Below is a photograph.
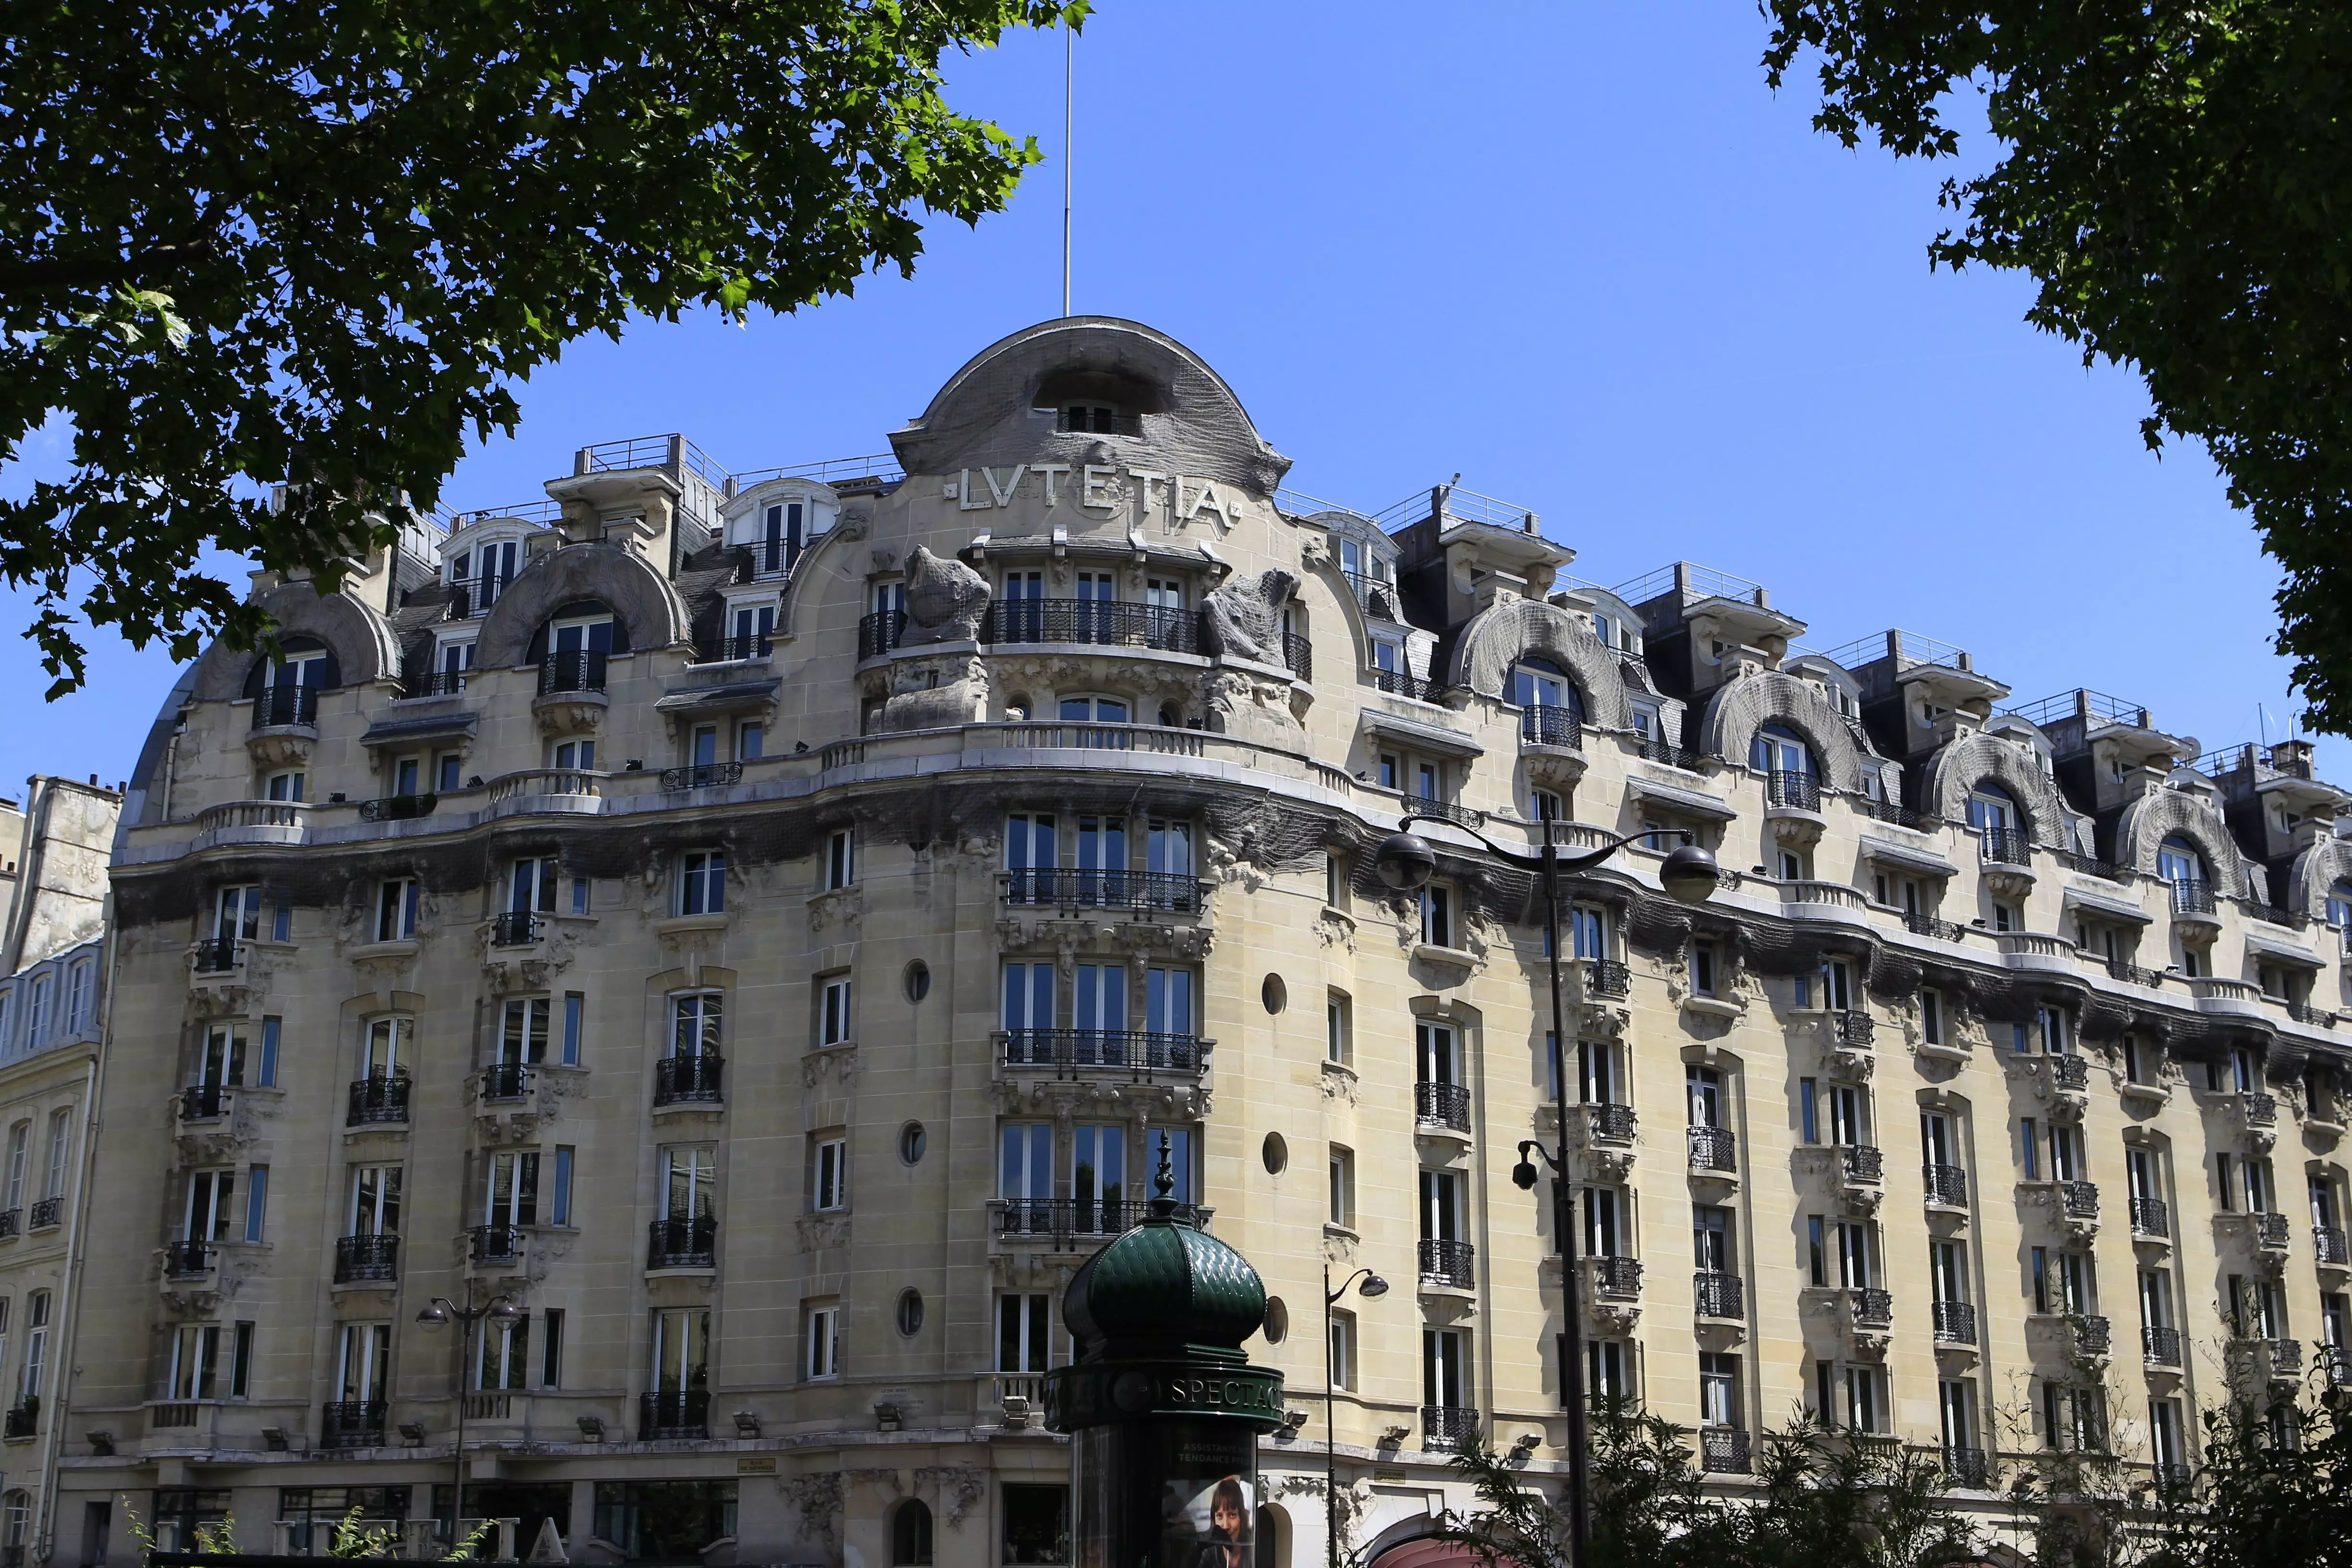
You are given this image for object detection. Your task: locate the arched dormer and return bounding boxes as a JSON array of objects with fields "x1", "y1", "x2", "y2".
[
  {"x1": 1446, "y1": 597, "x2": 1630, "y2": 728},
  {"x1": 1923, "y1": 730, "x2": 2071, "y2": 842},
  {"x1": 2115, "y1": 786, "x2": 2250, "y2": 892},
  {"x1": 473, "y1": 541, "x2": 687, "y2": 668},
  {"x1": 189, "y1": 580, "x2": 399, "y2": 702},
  {"x1": 722, "y1": 479, "x2": 841, "y2": 580},
  {"x1": 1699, "y1": 671, "x2": 1873, "y2": 793},
  {"x1": 2286, "y1": 838, "x2": 2352, "y2": 924},
  {"x1": 1783, "y1": 653, "x2": 1862, "y2": 721}
]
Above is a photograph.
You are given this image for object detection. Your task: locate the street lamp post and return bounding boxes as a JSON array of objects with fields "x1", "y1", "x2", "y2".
[
  {"x1": 1323, "y1": 1265, "x2": 1389, "y2": 1568},
  {"x1": 416, "y1": 1284, "x2": 521, "y2": 1550},
  {"x1": 1374, "y1": 816, "x2": 1718, "y2": 1568}
]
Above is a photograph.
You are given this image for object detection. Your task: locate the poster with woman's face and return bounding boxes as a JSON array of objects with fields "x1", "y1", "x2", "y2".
[{"x1": 1162, "y1": 1474, "x2": 1252, "y2": 1568}]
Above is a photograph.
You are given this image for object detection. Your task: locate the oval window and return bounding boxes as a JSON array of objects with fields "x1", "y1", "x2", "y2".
[
  {"x1": 1262, "y1": 1297, "x2": 1288, "y2": 1344},
  {"x1": 1262, "y1": 1132, "x2": 1288, "y2": 1175},
  {"x1": 904, "y1": 960, "x2": 931, "y2": 1003},
  {"x1": 1262, "y1": 974, "x2": 1287, "y2": 1014},
  {"x1": 899, "y1": 1122, "x2": 927, "y2": 1164},
  {"x1": 896, "y1": 1289, "x2": 925, "y2": 1336}
]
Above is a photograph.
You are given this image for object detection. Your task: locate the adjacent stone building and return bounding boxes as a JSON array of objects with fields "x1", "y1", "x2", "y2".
[{"x1": 53, "y1": 318, "x2": 2352, "y2": 1568}]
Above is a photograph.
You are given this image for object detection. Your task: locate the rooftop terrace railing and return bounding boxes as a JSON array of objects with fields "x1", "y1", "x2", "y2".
[
  {"x1": 2001, "y1": 688, "x2": 2151, "y2": 730},
  {"x1": 1372, "y1": 483, "x2": 1540, "y2": 535},
  {"x1": 1811, "y1": 629, "x2": 1975, "y2": 674},
  {"x1": 1610, "y1": 560, "x2": 1770, "y2": 608}
]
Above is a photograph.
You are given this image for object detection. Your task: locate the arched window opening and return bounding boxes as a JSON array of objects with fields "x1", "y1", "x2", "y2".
[
  {"x1": 2157, "y1": 836, "x2": 2206, "y2": 888},
  {"x1": 1510, "y1": 656, "x2": 1582, "y2": 746},
  {"x1": 2328, "y1": 879, "x2": 2352, "y2": 931},
  {"x1": 1752, "y1": 723, "x2": 1816, "y2": 808},
  {"x1": 892, "y1": 1501, "x2": 934, "y2": 1568},
  {"x1": 1967, "y1": 783, "x2": 2018, "y2": 833}
]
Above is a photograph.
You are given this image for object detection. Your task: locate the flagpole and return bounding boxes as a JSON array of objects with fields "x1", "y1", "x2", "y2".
[{"x1": 1062, "y1": 20, "x2": 1073, "y2": 318}]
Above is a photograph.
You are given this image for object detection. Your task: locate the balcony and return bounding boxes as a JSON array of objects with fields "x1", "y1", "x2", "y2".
[
  {"x1": 347, "y1": 1074, "x2": 411, "y2": 1127},
  {"x1": 1400, "y1": 795, "x2": 1484, "y2": 831},
  {"x1": 4, "y1": 1405, "x2": 36, "y2": 1440},
  {"x1": 648, "y1": 1214, "x2": 717, "y2": 1270},
  {"x1": 319, "y1": 1400, "x2": 387, "y2": 1449},
  {"x1": 334, "y1": 1235, "x2": 400, "y2": 1284},
  {"x1": 639, "y1": 1390, "x2": 710, "y2": 1441},
  {"x1": 1932, "y1": 1301, "x2": 1977, "y2": 1345},
  {"x1": 28, "y1": 1198, "x2": 59, "y2": 1231},
  {"x1": 191, "y1": 936, "x2": 242, "y2": 974},
  {"x1": 251, "y1": 684, "x2": 319, "y2": 730},
  {"x1": 1923, "y1": 1163, "x2": 1968, "y2": 1208},
  {"x1": 1687, "y1": 1125, "x2": 1737, "y2": 1173},
  {"x1": 1282, "y1": 632, "x2": 1313, "y2": 679},
  {"x1": 660, "y1": 762, "x2": 742, "y2": 791},
  {"x1": 1840, "y1": 1145, "x2": 1885, "y2": 1183},
  {"x1": 2049, "y1": 1054, "x2": 2091, "y2": 1091},
  {"x1": 2130, "y1": 1197, "x2": 2170, "y2": 1239},
  {"x1": 1369, "y1": 667, "x2": 1443, "y2": 704},
  {"x1": 1834, "y1": 1010, "x2": 1875, "y2": 1049},
  {"x1": 2286, "y1": 1000, "x2": 2338, "y2": 1029},
  {"x1": 982, "y1": 599, "x2": 1200, "y2": 654},
  {"x1": 178, "y1": 1084, "x2": 230, "y2": 1121},
  {"x1": 2328, "y1": 1347, "x2": 2352, "y2": 1388},
  {"x1": 1586, "y1": 1103, "x2": 1637, "y2": 1144},
  {"x1": 1867, "y1": 799, "x2": 1933, "y2": 831},
  {"x1": 403, "y1": 667, "x2": 470, "y2": 698},
  {"x1": 1583, "y1": 958, "x2": 1630, "y2": 998},
  {"x1": 2074, "y1": 1316, "x2": 2113, "y2": 1358},
  {"x1": 0, "y1": 1211, "x2": 18, "y2": 1240},
  {"x1": 1905, "y1": 911, "x2": 1969, "y2": 943},
  {"x1": 2106, "y1": 958, "x2": 2168, "y2": 988},
  {"x1": 1639, "y1": 737, "x2": 1702, "y2": 771},
  {"x1": 468, "y1": 1225, "x2": 526, "y2": 1265},
  {"x1": 1418, "y1": 1237, "x2": 1475, "y2": 1289},
  {"x1": 1850, "y1": 1286, "x2": 1893, "y2": 1328},
  {"x1": 489, "y1": 911, "x2": 539, "y2": 947},
  {"x1": 994, "y1": 1198, "x2": 1212, "y2": 1247},
  {"x1": 479, "y1": 1062, "x2": 532, "y2": 1101},
  {"x1": 1420, "y1": 1406, "x2": 1481, "y2": 1451},
  {"x1": 2169, "y1": 879, "x2": 2217, "y2": 917},
  {"x1": 2059, "y1": 1180, "x2": 2100, "y2": 1220},
  {"x1": 654, "y1": 1053, "x2": 725, "y2": 1107},
  {"x1": 162, "y1": 1239, "x2": 213, "y2": 1277},
  {"x1": 2234, "y1": 1337, "x2": 2302, "y2": 1383},
  {"x1": 1766, "y1": 771, "x2": 1820, "y2": 811},
  {"x1": 1520, "y1": 707, "x2": 1581, "y2": 749},
  {"x1": 1936, "y1": 1447, "x2": 1989, "y2": 1489},
  {"x1": 2242, "y1": 1090, "x2": 2278, "y2": 1128},
  {"x1": 1700, "y1": 1427, "x2": 1752, "y2": 1474},
  {"x1": 1415, "y1": 1081, "x2": 1472, "y2": 1133},
  {"x1": 692, "y1": 633, "x2": 773, "y2": 664},
  {"x1": 1586, "y1": 1255, "x2": 1643, "y2": 1299},
  {"x1": 1000, "y1": 1029, "x2": 1208, "y2": 1078},
  {"x1": 1694, "y1": 1270, "x2": 1744, "y2": 1319},
  {"x1": 2143, "y1": 1325, "x2": 2182, "y2": 1367},
  {"x1": 1979, "y1": 827, "x2": 2031, "y2": 866},
  {"x1": 538, "y1": 649, "x2": 607, "y2": 695},
  {"x1": 2254, "y1": 1211, "x2": 2291, "y2": 1252},
  {"x1": 858, "y1": 610, "x2": 907, "y2": 659},
  {"x1": 2316, "y1": 1225, "x2": 2350, "y2": 1266},
  {"x1": 1000, "y1": 868, "x2": 1209, "y2": 917},
  {"x1": 357, "y1": 792, "x2": 437, "y2": 823}
]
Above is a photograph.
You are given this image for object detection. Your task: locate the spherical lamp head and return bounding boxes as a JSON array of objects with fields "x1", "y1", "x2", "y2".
[
  {"x1": 414, "y1": 1300, "x2": 452, "y2": 1331},
  {"x1": 1374, "y1": 832, "x2": 1436, "y2": 893},
  {"x1": 486, "y1": 1299, "x2": 523, "y2": 1326},
  {"x1": 1357, "y1": 1273, "x2": 1390, "y2": 1299},
  {"x1": 1660, "y1": 842, "x2": 1722, "y2": 905},
  {"x1": 1511, "y1": 1157, "x2": 1540, "y2": 1191}
]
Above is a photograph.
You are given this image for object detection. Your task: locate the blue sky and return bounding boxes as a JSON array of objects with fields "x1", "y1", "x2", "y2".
[{"x1": 0, "y1": 2, "x2": 2318, "y2": 791}]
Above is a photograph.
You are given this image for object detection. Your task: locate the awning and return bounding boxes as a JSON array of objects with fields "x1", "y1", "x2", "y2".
[
  {"x1": 2247, "y1": 932, "x2": 2326, "y2": 969},
  {"x1": 656, "y1": 679, "x2": 782, "y2": 717},
  {"x1": 360, "y1": 711, "x2": 478, "y2": 749},
  {"x1": 1627, "y1": 775, "x2": 1737, "y2": 822},
  {"x1": 2061, "y1": 886, "x2": 2154, "y2": 927},
  {"x1": 1358, "y1": 709, "x2": 1484, "y2": 760},
  {"x1": 1861, "y1": 837, "x2": 1958, "y2": 878}
]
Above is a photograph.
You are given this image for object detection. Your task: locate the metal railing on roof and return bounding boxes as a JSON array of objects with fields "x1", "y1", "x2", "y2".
[
  {"x1": 2000, "y1": 688, "x2": 2150, "y2": 730},
  {"x1": 1609, "y1": 561, "x2": 1769, "y2": 608},
  {"x1": 447, "y1": 499, "x2": 564, "y2": 527},
  {"x1": 729, "y1": 452, "x2": 906, "y2": 493},
  {"x1": 1371, "y1": 483, "x2": 1539, "y2": 534},
  {"x1": 1811, "y1": 629, "x2": 1974, "y2": 674},
  {"x1": 578, "y1": 433, "x2": 729, "y2": 490},
  {"x1": 2193, "y1": 743, "x2": 2274, "y2": 778},
  {"x1": 1273, "y1": 487, "x2": 1372, "y2": 521}
]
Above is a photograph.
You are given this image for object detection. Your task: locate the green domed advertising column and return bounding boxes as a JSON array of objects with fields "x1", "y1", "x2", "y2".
[{"x1": 1045, "y1": 1145, "x2": 1285, "y2": 1568}]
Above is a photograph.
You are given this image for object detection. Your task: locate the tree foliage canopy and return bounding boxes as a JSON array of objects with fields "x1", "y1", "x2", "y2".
[
  {"x1": 1761, "y1": 3, "x2": 2352, "y2": 731},
  {"x1": 0, "y1": 0, "x2": 1080, "y2": 693}
]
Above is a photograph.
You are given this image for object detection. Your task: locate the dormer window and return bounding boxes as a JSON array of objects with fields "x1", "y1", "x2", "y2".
[
  {"x1": 1058, "y1": 403, "x2": 1136, "y2": 435},
  {"x1": 450, "y1": 539, "x2": 520, "y2": 614}
]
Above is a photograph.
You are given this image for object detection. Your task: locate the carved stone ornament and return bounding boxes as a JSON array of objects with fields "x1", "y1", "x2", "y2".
[
  {"x1": 913, "y1": 1468, "x2": 989, "y2": 1529},
  {"x1": 903, "y1": 545, "x2": 992, "y2": 643},
  {"x1": 1200, "y1": 568, "x2": 1298, "y2": 665}
]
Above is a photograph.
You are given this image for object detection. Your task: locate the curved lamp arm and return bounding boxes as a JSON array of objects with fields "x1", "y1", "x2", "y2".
[{"x1": 1394, "y1": 813, "x2": 1694, "y2": 875}]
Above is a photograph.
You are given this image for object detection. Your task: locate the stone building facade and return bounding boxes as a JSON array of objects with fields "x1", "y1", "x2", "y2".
[{"x1": 51, "y1": 318, "x2": 2352, "y2": 1568}]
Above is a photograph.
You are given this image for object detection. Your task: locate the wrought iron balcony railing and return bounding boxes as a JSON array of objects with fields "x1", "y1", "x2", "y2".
[
  {"x1": 357, "y1": 792, "x2": 437, "y2": 823},
  {"x1": 1851, "y1": 1286, "x2": 1894, "y2": 1327},
  {"x1": 1905, "y1": 911, "x2": 1968, "y2": 942},
  {"x1": 2243, "y1": 1091, "x2": 2278, "y2": 1127},
  {"x1": 1587, "y1": 1255, "x2": 1643, "y2": 1298},
  {"x1": 27, "y1": 1198, "x2": 59, "y2": 1230},
  {"x1": 1520, "y1": 707, "x2": 1581, "y2": 748},
  {"x1": 994, "y1": 1197, "x2": 1212, "y2": 1243},
  {"x1": 0, "y1": 1211, "x2": 19, "y2": 1240},
  {"x1": 1840, "y1": 1144, "x2": 1884, "y2": 1182},
  {"x1": 654, "y1": 1053, "x2": 725, "y2": 1106},
  {"x1": 858, "y1": 609, "x2": 908, "y2": 659},
  {"x1": 1282, "y1": 632, "x2": 1312, "y2": 679},
  {"x1": 1943, "y1": 1448, "x2": 1989, "y2": 1488},
  {"x1": 2107, "y1": 958, "x2": 2168, "y2": 987},
  {"x1": 1932, "y1": 1300, "x2": 1976, "y2": 1344},
  {"x1": 1000, "y1": 1029, "x2": 1208, "y2": 1077},
  {"x1": 1867, "y1": 799, "x2": 1933, "y2": 831},
  {"x1": 191, "y1": 936, "x2": 241, "y2": 974},
  {"x1": 640, "y1": 1389, "x2": 710, "y2": 1440},
  {"x1": 1585, "y1": 1103, "x2": 1637, "y2": 1143},
  {"x1": 1767, "y1": 771, "x2": 1820, "y2": 810},
  {"x1": 1369, "y1": 667, "x2": 1442, "y2": 703},
  {"x1": 2254, "y1": 1211, "x2": 2291, "y2": 1250},
  {"x1": 1421, "y1": 1406, "x2": 1481, "y2": 1451},
  {"x1": 179, "y1": 1084, "x2": 230, "y2": 1120},
  {"x1": 2, "y1": 1406, "x2": 35, "y2": 1440},
  {"x1": 1923, "y1": 1163, "x2": 1968, "y2": 1207},
  {"x1": 660, "y1": 762, "x2": 742, "y2": 791},
  {"x1": 2169, "y1": 880, "x2": 2217, "y2": 916},
  {"x1": 2059, "y1": 1180, "x2": 2100, "y2": 1219},
  {"x1": 1584, "y1": 958, "x2": 1630, "y2": 997},
  {"x1": 1639, "y1": 737, "x2": 1701, "y2": 770},
  {"x1": 1000, "y1": 868, "x2": 1208, "y2": 916},
  {"x1": 1687, "y1": 1125, "x2": 1736, "y2": 1172},
  {"x1": 1695, "y1": 1270, "x2": 1744, "y2": 1318},
  {"x1": 402, "y1": 667, "x2": 469, "y2": 698},
  {"x1": 1980, "y1": 827, "x2": 2031, "y2": 866},
  {"x1": 538, "y1": 649, "x2": 608, "y2": 695},
  {"x1": 2049, "y1": 1054, "x2": 2090, "y2": 1090},
  {"x1": 252, "y1": 684, "x2": 319, "y2": 729},
  {"x1": 648, "y1": 1214, "x2": 718, "y2": 1270},
  {"x1": 1418, "y1": 1237, "x2": 1475, "y2": 1289},
  {"x1": 334, "y1": 1234, "x2": 400, "y2": 1284},
  {"x1": 2074, "y1": 1316, "x2": 2112, "y2": 1357},
  {"x1": 1835, "y1": 1010, "x2": 1875, "y2": 1047},
  {"x1": 162, "y1": 1239, "x2": 212, "y2": 1276},
  {"x1": 2286, "y1": 1000, "x2": 2338, "y2": 1028},
  {"x1": 479, "y1": 1061, "x2": 532, "y2": 1101},
  {"x1": 1402, "y1": 795, "x2": 1484, "y2": 830},
  {"x1": 1415, "y1": 1081, "x2": 1472, "y2": 1132},
  {"x1": 982, "y1": 599, "x2": 1200, "y2": 654},
  {"x1": 490, "y1": 911, "x2": 539, "y2": 947},
  {"x1": 1700, "y1": 1427, "x2": 1751, "y2": 1474},
  {"x1": 2316, "y1": 1225, "x2": 2350, "y2": 1265},
  {"x1": 319, "y1": 1400, "x2": 387, "y2": 1449},
  {"x1": 347, "y1": 1074, "x2": 412, "y2": 1126},
  {"x1": 2130, "y1": 1196, "x2": 2169, "y2": 1238},
  {"x1": 468, "y1": 1225, "x2": 526, "y2": 1264},
  {"x1": 2143, "y1": 1325, "x2": 2182, "y2": 1366},
  {"x1": 692, "y1": 633, "x2": 773, "y2": 663}
]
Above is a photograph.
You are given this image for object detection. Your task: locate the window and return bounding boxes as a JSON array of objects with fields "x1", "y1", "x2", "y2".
[
  {"x1": 997, "y1": 1292, "x2": 1052, "y2": 1373},
  {"x1": 893, "y1": 1502, "x2": 935, "y2": 1568},
  {"x1": 804, "y1": 1302, "x2": 841, "y2": 1380},
  {"x1": 1329, "y1": 1310, "x2": 1358, "y2": 1391},
  {"x1": 436, "y1": 751, "x2": 464, "y2": 792},
  {"x1": 562, "y1": 993, "x2": 585, "y2": 1066},
  {"x1": 1001, "y1": 1485, "x2": 1069, "y2": 1567},
  {"x1": 230, "y1": 1322, "x2": 253, "y2": 1398},
  {"x1": 475, "y1": 1314, "x2": 530, "y2": 1392},
  {"x1": 1799, "y1": 1078, "x2": 1819, "y2": 1144},
  {"x1": 361, "y1": 1016, "x2": 409, "y2": 1079},
  {"x1": 2040, "y1": 1004, "x2": 2076, "y2": 1054},
  {"x1": 169, "y1": 1324, "x2": 221, "y2": 1401},
  {"x1": 1531, "y1": 787, "x2": 1564, "y2": 823},
  {"x1": 1690, "y1": 941, "x2": 1717, "y2": 997},
  {"x1": 485, "y1": 1152, "x2": 539, "y2": 1227},
  {"x1": 336, "y1": 1322, "x2": 390, "y2": 1408},
  {"x1": 1699, "y1": 1352, "x2": 1740, "y2": 1428},
  {"x1": 1328, "y1": 1147, "x2": 1355, "y2": 1228},
  {"x1": 1845, "y1": 1366, "x2": 1885, "y2": 1434},
  {"x1": 819, "y1": 974, "x2": 853, "y2": 1047},
  {"x1": 244, "y1": 1165, "x2": 269, "y2": 1241},
  {"x1": 20, "y1": 1291, "x2": 48, "y2": 1405},
  {"x1": 1807, "y1": 1216, "x2": 1828, "y2": 1286},
  {"x1": 214, "y1": 885, "x2": 264, "y2": 941},
  {"x1": 551, "y1": 1148, "x2": 575, "y2": 1226},
  {"x1": 498, "y1": 998, "x2": 550, "y2": 1065},
  {"x1": 184, "y1": 1169, "x2": 236, "y2": 1240},
  {"x1": 540, "y1": 1310, "x2": 564, "y2": 1389},
  {"x1": 679, "y1": 851, "x2": 726, "y2": 915},
  {"x1": 2150, "y1": 1398, "x2": 2184, "y2": 1478},
  {"x1": 2019, "y1": 1118, "x2": 2040, "y2": 1180},
  {"x1": 662, "y1": 1147, "x2": 714, "y2": 1221},
  {"x1": 812, "y1": 1135, "x2": 847, "y2": 1212},
  {"x1": 42, "y1": 1110, "x2": 71, "y2": 1203},
  {"x1": 264, "y1": 770, "x2": 306, "y2": 802},
  {"x1": 1422, "y1": 1328, "x2": 1468, "y2": 1410},
  {"x1": 2042, "y1": 1384, "x2": 2105, "y2": 1452},
  {"x1": 1325, "y1": 854, "x2": 1346, "y2": 908},
  {"x1": 1687, "y1": 1066, "x2": 1724, "y2": 1129},
  {"x1": 375, "y1": 879, "x2": 419, "y2": 942},
  {"x1": 1057, "y1": 695, "x2": 1130, "y2": 729},
  {"x1": 670, "y1": 992, "x2": 722, "y2": 1058},
  {"x1": 2157, "y1": 836, "x2": 2205, "y2": 889},
  {"x1": 1420, "y1": 1169, "x2": 1463, "y2": 1248},
  {"x1": 1921, "y1": 989, "x2": 1943, "y2": 1045},
  {"x1": 508, "y1": 855, "x2": 559, "y2": 915},
  {"x1": 1326, "y1": 992, "x2": 1351, "y2": 1065},
  {"x1": 1379, "y1": 752, "x2": 1399, "y2": 790},
  {"x1": 1421, "y1": 885, "x2": 1455, "y2": 948},
  {"x1": 825, "y1": 829, "x2": 857, "y2": 891},
  {"x1": 63, "y1": 960, "x2": 91, "y2": 1033},
  {"x1": 1416, "y1": 1022, "x2": 1460, "y2": 1089},
  {"x1": 349, "y1": 1164, "x2": 401, "y2": 1237},
  {"x1": 1751, "y1": 723, "x2": 1813, "y2": 778},
  {"x1": 651, "y1": 1307, "x2": 709, "y2": 1401},
  {"x1": 551, "y1": 738, "x2": 596, "y2": 771},
  {"x1": 1587, "y1": 1339, "x2": 1629, "y2": 1404}
]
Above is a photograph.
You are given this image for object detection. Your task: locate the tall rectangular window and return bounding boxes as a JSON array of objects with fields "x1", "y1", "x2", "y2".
[
  {"x1": 499, "y1": 998, "x2": 551, "y2": 1065},
  {"x1": 1326, "y1": 993, "x2": 1351, "y2": 1065},
  {"x1": 812, "y1": 1136, "x2": 847, "y2": 1212},
  {"x1": 257, "y1": 1018, "x2": 280, "y2": 1087},
  {"x1": 375, "y1": 879, "x2": 419, "y2": 942},
  {"x1": 1921, "y1": 989, "x2": 1943, "y2": 1045},
  {"x1": 540, "y1": 1310, "x2": 565, "y2": 1389},
  {"x1": 825, "y1": 830, "x2": 857, "y2": 891},
  {"x1": 243, "y1": 1166, "x2": 268, "y2": 1241},
  {"x1": 679, "y1": 851, "x2": 726, "y2": 915},
  {"x1": 997, "y1": 1293, "x2": 1052, "y2": 1373},
  {"x1": 42, "y1": 1110, "x2": 71, "y2": 1202},
  {"x1": 562, "y1": 993, "x2": 585, "y2": 1065},
  {"x1": 1421, "y1": 886, "x2": 1454, "y2": 948},
  {"x1": 819, "y1": 976, "x2": 853, "y2": 1047},
  {"x1": 1328, "y1": 1147, "x2": 1355, "y2": 1228},
  {"x1": 551, "y1": 1147, "x2": 576, "y2": 1226},
  {"x1": 1330, "y1": 1311, "x2": 1357, "y2": 1391},
  {"x1": 230, "y1": 1321, "x2": 254, "y2": 1398}
]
